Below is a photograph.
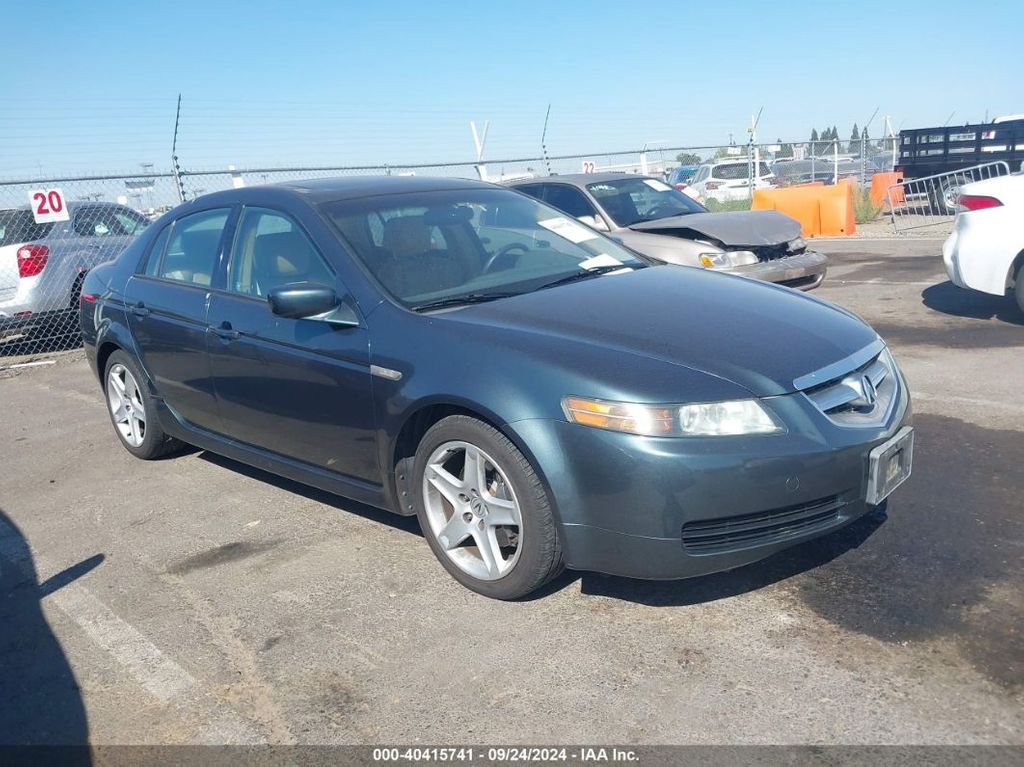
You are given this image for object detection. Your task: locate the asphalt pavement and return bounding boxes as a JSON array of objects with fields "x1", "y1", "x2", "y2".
[{"x1": 1, "y1": 238, "x2": 1021, "y2": 745}]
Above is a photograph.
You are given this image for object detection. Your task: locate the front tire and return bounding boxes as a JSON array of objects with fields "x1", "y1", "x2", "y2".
[
  {"x1": 413, "y1": 415, "x2": 563, "y2": 599},
  {"x1": 103, "y1": 350, "x2": 180, "y2": 459}
]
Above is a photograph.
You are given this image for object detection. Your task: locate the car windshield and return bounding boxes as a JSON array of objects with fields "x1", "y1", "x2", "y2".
[
  {"x1": 0, "y1": 210, "x2": 55, "y2": 247},
  {"x1": 584, "y1": 177, "x2": 705, "y2": 227},
  {"x1": 320, "y1": 188, "x2": 649, "y2": 310}
]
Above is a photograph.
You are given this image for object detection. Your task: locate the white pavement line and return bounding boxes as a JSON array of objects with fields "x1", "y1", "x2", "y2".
[
  {"x1": 830, "y1": 279, "x2": 939, "y2": 286},
  {"x1": 0, "y1": 359, "x2": 56, "y2": 371},
  {"x1": 49, "y1": 586, "x2": 195, "y2": 701},
  {"x1": 0, "y1": 517, "x2": 265, "y2": 743}
]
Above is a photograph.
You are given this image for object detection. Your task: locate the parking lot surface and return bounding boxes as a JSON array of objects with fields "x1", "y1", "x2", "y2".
[{"x1": 1, "y1": 239, "x2": 1021, "y2": 745}]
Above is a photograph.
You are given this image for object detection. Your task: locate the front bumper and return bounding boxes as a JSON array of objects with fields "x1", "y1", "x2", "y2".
[
  {"x1": 729, "y1": 250, "x2": 828, "y2": 291},
  {"x1": 508, "y1": 382, "x2": 910, "y2": 580}
]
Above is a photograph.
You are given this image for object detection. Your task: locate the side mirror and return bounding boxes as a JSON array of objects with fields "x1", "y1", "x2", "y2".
[
  {"x1": 267, "y1": 283, "x2": 359, "y2": 326},
  {"x1": 577, "y1": 214, "x2": 609, "y2": 232}
]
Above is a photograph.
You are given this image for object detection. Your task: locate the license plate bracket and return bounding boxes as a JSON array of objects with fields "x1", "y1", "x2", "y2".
[{"x1": 866, "y1": 426, "x2": 914, "y2": 505}]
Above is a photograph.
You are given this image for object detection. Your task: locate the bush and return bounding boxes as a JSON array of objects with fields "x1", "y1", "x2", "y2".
[
  {"x1": 853, "y1": 187, "x2": 882, "y2": 223},
  {"x1": 703, "y1": 198, "x2": 752, "y2": 212}
]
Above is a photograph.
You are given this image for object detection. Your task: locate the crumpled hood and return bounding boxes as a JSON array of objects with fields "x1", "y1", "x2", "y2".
[
  {"x1": 442, "y1": 265, "x2": 878, "y2": 397},
  {"x1": 628, "y1": 210, "x2": 801, "y2": 247}
]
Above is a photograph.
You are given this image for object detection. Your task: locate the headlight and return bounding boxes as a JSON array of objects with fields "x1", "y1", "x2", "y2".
[
  {"x1": 787, "y1": 237, "x2": 806, "y2": 252},
  {"x1": 562, "y1": 396, "x2": 784, "y2": 437},
  {"x1": 698, "y1": 250, "x2": 758, "y2": 268}
]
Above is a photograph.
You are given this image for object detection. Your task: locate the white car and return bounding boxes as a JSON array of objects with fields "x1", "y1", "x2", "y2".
[
  {"x1": 942, "y1": 173, "x2": 1024, "y2": 312},
  {"x1": 688, "y1": 158, "x2": 776, "y2": 203}
]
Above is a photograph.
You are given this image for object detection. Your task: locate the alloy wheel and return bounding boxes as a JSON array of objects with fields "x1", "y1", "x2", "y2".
[
  {"x1": 422, "y1": 440, "x2": 523, "y2": 581},
  {"x1": 107, "y1": 363, "x2": 146, "y2": 447}
]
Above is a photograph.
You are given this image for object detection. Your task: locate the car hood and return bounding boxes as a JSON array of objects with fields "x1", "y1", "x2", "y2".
[
  {"x1": 628, "y1": 211, "x2": 801, "y2": 247},
  {"x1": 443, "y1": 265, "x2": 877, "y2": 397}
]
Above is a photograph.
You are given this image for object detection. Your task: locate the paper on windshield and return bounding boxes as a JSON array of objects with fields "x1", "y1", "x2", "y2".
[
  {"x1": 643, "y1": 179, "x2": 672, "y2": 191},
  {"x1": 579, "y1": 254, "x2": 631, "y2": 273},
  {"x1": 538, "y1": 217, "x2": 599, "y2": 244}
]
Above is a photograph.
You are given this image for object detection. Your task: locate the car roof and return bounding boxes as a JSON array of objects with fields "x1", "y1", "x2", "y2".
[
  {"x1": 507, "y1": 172, "x2": 652, "y2": 188},
  {"x1": 190, "y1": 175, "x2": 498, "y2": 208}
]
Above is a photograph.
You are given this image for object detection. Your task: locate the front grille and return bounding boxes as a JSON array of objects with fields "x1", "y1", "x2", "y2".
[
  {"x1": 739, "y1": 243, "x2": 804, "y2": 262},
  {"x1": 681, "y1": 495, "x2": 845, "y2": 554},
  {"x1": 801, "y1": 348, "x2": 897, "y2": 427}
]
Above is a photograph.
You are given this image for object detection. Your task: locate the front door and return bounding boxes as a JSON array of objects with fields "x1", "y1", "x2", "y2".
[{"x1": 206, "y1": 206, "x2": 377, "y2": 482}]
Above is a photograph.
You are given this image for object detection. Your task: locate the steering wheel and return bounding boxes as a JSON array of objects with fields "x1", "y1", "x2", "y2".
[
  {"x1": 643, "y1": 205, "x2": 676, "y2": 220},
  {"x1": 483, "y1": 243, "x2": 529, "y2": 274}
]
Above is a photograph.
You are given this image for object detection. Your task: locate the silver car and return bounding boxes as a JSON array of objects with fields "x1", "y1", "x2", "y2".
[
  {"x1": 509, "y1": 173, "x2": 827, "y2": 290},
  {"x1": 0, "y1": 201, "x2": 149, "y2": 340}
]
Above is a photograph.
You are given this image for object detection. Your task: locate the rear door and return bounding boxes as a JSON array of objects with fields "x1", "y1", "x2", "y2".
[
  {"x1": 125, "y1": 207, "x2": 233, "y2": 430},
  {"x1": 206, "y1": 206, "x2": 377, "y2": 481}
]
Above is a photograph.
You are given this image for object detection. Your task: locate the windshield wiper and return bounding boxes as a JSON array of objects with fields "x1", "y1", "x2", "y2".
[
  {"x1": 412, "y1": 292, "x2": 518, "y2": 313},
  {"x1": 535, "y1": 264, "x2": 639, "y2": 291}
]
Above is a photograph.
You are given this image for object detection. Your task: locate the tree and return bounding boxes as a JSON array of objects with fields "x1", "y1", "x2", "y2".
[
  {"x1": 776, "y1": 139, "x2": 794, "y2": 159},
  {"x1": 675, "y1": 152, "x2": 701, "y2": 165},
  {"x1": 810, "y1": 128, "x2": 820, "y2": 153},
  {"x1": 849, "y1": 123, "x2": 860, "y2": 154}
]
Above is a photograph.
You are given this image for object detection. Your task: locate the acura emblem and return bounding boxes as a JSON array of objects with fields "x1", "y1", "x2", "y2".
[{"x1": 859, "y1": 375, "x2": 877, "y2": 406}]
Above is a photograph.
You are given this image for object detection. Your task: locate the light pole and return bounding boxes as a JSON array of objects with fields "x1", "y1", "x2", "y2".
[{"x1": 140, "y1": 162, "x2": 155, "y2": 211}]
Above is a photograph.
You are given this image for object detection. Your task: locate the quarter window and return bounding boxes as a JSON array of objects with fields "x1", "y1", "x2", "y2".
[
  {"x1": 227, "y1": 208, "x2": 334, "y2": 298},
  {"x1": 142, "y1": 224, "x2": 171, "y2": 276},
  {"x1": 159, "y1": 208, "x2": 230, "y2": 287}
]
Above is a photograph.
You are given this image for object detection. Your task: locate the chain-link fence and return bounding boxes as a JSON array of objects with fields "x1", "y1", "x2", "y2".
[{"x1": 0, "y1": 138, "x2": 903, "y2": 363}]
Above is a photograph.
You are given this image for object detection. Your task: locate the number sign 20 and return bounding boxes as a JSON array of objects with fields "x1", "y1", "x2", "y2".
[{"x1": 28, "y1": 188, "x2": 70, "y2": 224}]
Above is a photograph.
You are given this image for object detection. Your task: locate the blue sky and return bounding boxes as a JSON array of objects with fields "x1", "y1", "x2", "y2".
[{"x1": 1, "y1": 0, "x2": 1021, "y2": 177}]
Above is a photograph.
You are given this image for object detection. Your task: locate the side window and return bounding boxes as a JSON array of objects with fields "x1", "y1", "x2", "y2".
[
  {"x1": 113, "y1": 209, "x2": 149, "y2": 235},
  {"x1": 142, "y1": 224, "x2": 171, "y2": 276},
  {"x1": 513, "y1": 184, "x2": 545, "y2": 201},
  {"x1": 159, "y1": 208, "x2": 230, "y2": 287},
  {"x1": 542, "y1": 186, "x2": 597, "y2": 218},
  {"x1": 73, "y1": 207, "x2": 143, "y2": 237},
  {"x1": 227, "y1": 208, "x2": 334, "y2": 298}
]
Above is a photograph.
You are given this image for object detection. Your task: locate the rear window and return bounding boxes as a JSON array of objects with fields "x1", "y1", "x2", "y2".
[
  {"x1": 0, "y1": 210, "x2": 55, "y2": 247},
  {"x1": 712, "y1": 162, "x2": 772, "y2": 180}
]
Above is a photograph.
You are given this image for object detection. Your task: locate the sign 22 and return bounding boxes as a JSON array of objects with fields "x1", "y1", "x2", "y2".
[{"x1": 28, "y1": 188, "x2": 70, "y2": 224}]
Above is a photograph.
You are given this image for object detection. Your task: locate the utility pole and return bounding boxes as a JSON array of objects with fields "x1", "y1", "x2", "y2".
[
  {"x1": 884, "y1": 115, "x2": 897, "y2": 169},
  {"x1": 747, "y1": 107, "x2": 763, "y2": 201},
  {"x1": 470, "y1": 120, "x2": 490, "y2": 181}
]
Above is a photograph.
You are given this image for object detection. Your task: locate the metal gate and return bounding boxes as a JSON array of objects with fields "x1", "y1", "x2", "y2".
[{"x1": 887, "y1": 161, "x2": 1010, "y2": 233}]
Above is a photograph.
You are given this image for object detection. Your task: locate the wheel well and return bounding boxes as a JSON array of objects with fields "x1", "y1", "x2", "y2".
[
  {"x1": 390, "y1": 404, "x2": 510, "y2": 515},
  {"x1": 96, "y1": 341, "x2": 121, "y2": 382},
  {"x1": 1008, "y1": 250, "x2": 1024, "y2": 290}
]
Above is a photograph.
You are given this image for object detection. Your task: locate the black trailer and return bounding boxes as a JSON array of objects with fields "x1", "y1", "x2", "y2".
[{"x1": 897, "y1": 119, "x2": 1024, "y2": 179}]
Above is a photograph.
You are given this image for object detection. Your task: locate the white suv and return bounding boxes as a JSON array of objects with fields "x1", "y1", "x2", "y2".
[{"x1": 689, "y1": 158, "x2": 776, "y2": 203}]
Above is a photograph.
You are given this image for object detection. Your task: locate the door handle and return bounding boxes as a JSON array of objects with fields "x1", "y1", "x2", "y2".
[
  {"x1": 211, "y1": 321, "x2": 240, "y2": 340},
  {"x1": 131, "y1": 302, "x2": 150, "y2": 318}
]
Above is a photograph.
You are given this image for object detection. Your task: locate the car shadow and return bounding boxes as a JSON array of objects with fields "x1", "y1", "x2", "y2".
[
  {"x1": 0, "y1": 508, "x2": 97, "y2": 758},
  {"x1": 566, "y1": 507, "x2": 888, "y2": 607},
  {"x1": 198, "y1": 452, "x2": 888, "y2": 606},
  {"x1": 196, "y1": 452, "x2": 422, "y2": 536},
  {"x1": 922, "y1": 280, "x2": 1024, "y2": 325}
]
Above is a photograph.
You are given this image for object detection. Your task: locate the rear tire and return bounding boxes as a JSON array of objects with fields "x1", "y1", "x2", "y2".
[
  {"x1": 413, "y1": 415, "x2": 563, "y2": 599},
  {"x1": 1015, "y1": 261, "x2": 1024, "y2": 315},
  {"x1": 103, "y1": 350, "x2": 181, "y2": 459}
]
